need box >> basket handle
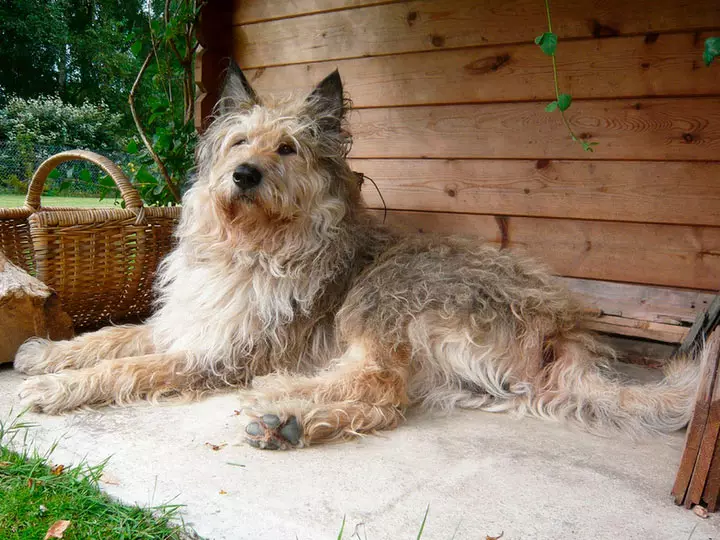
[26,150,144,212]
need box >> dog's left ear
[305,70,345,132]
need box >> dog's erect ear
[219,59,259,113]
[305,70,345,132]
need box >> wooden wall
[196,0,720,294]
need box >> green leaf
[545,101,558,112]
[557,93,572,111]
[135,166,156,185]
[126,140,138,154]
[58,180,71,193]
[704,37,720,66]
[581,141,599,152]
[47,169,60,180]
[79,169,91,183]
[535,32,558,56]
[98,174,115,188]
[130,40,143,57]
[153,184,164,195]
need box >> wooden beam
[245,33,719,107]
[353,159,720,227]
[348,98,720,161]
[232,0,720,68]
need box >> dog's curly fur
[14,64,700,449]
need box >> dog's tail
[526,331,703,436]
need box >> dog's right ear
[218,60,259,113]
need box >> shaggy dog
[14,64,700,450]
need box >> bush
[0,96,124,150]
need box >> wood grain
[561,277,715,326]
[672,327,720,505]
[233,0,720,68]
[348,98,720,160]
[686,328,720,507]
[583,315,688,343]
[370,209,720,290]
[232,0,401,24]
[245,33,719,107]
[353,159,720,226]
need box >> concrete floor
[1,363,717,540]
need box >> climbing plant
[535,0,598,152]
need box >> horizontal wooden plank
[600,335,675,364]
[369,210,720,290]
[233,0,720,68]
[246,33,719,107]
[584,315,688,343]
[232,0,401,24]
[561,277,716,325]
[353,159,720,226]
[348,98,720,160]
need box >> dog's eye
[233,138,247,147]
[277,143,296,156]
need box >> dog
[13,63,701,450]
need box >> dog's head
[190,62,360,249]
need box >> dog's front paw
[19,374,74,415]
[13,338,53,375]
[245,414,303,450]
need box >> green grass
[0,194,118,208]
[0,413,197,540]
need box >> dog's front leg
[18,352,193,414]
[241,340,411,449]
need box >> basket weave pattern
[0,150,180,329]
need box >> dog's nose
[232,164,263,190]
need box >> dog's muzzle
[233,164,263,191]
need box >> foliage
[122,0,203,205]
[535,0,598,152]
[705,37,720,66]
[0,97,123,149]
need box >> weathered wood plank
[348,98,720,160]
[369,209,720,290]
[246,33,719,107]
[560,277,716,325]
[672,326,720,505]
[233,0,720,68]
[232,0,402,24]
[584,315,688,343]
[353,159,720,226]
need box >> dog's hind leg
[14,324,155,375]
[242,340,411,449]
[18,351,191,414]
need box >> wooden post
[0,251,73,364]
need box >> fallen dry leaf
[44,520,71,539]
[0,461,12,468]
[219,489,227,495]
[100,472,121,485]
[693,505,709,518]
[50,464,65,476]
[233,410,242,416]
[487,533,504,540]
[205,442,227,451]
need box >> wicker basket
[0,150,181,329]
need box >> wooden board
[686,329,720,507]
[371,209,720,290]
[232,0,401,24]
[353,159,720,226]
[561,277,716,325]
[245,33,719,107]
[672,327,720,505]
[233,0,720,68]
[348,98,720,161]
[584,315,688,343]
